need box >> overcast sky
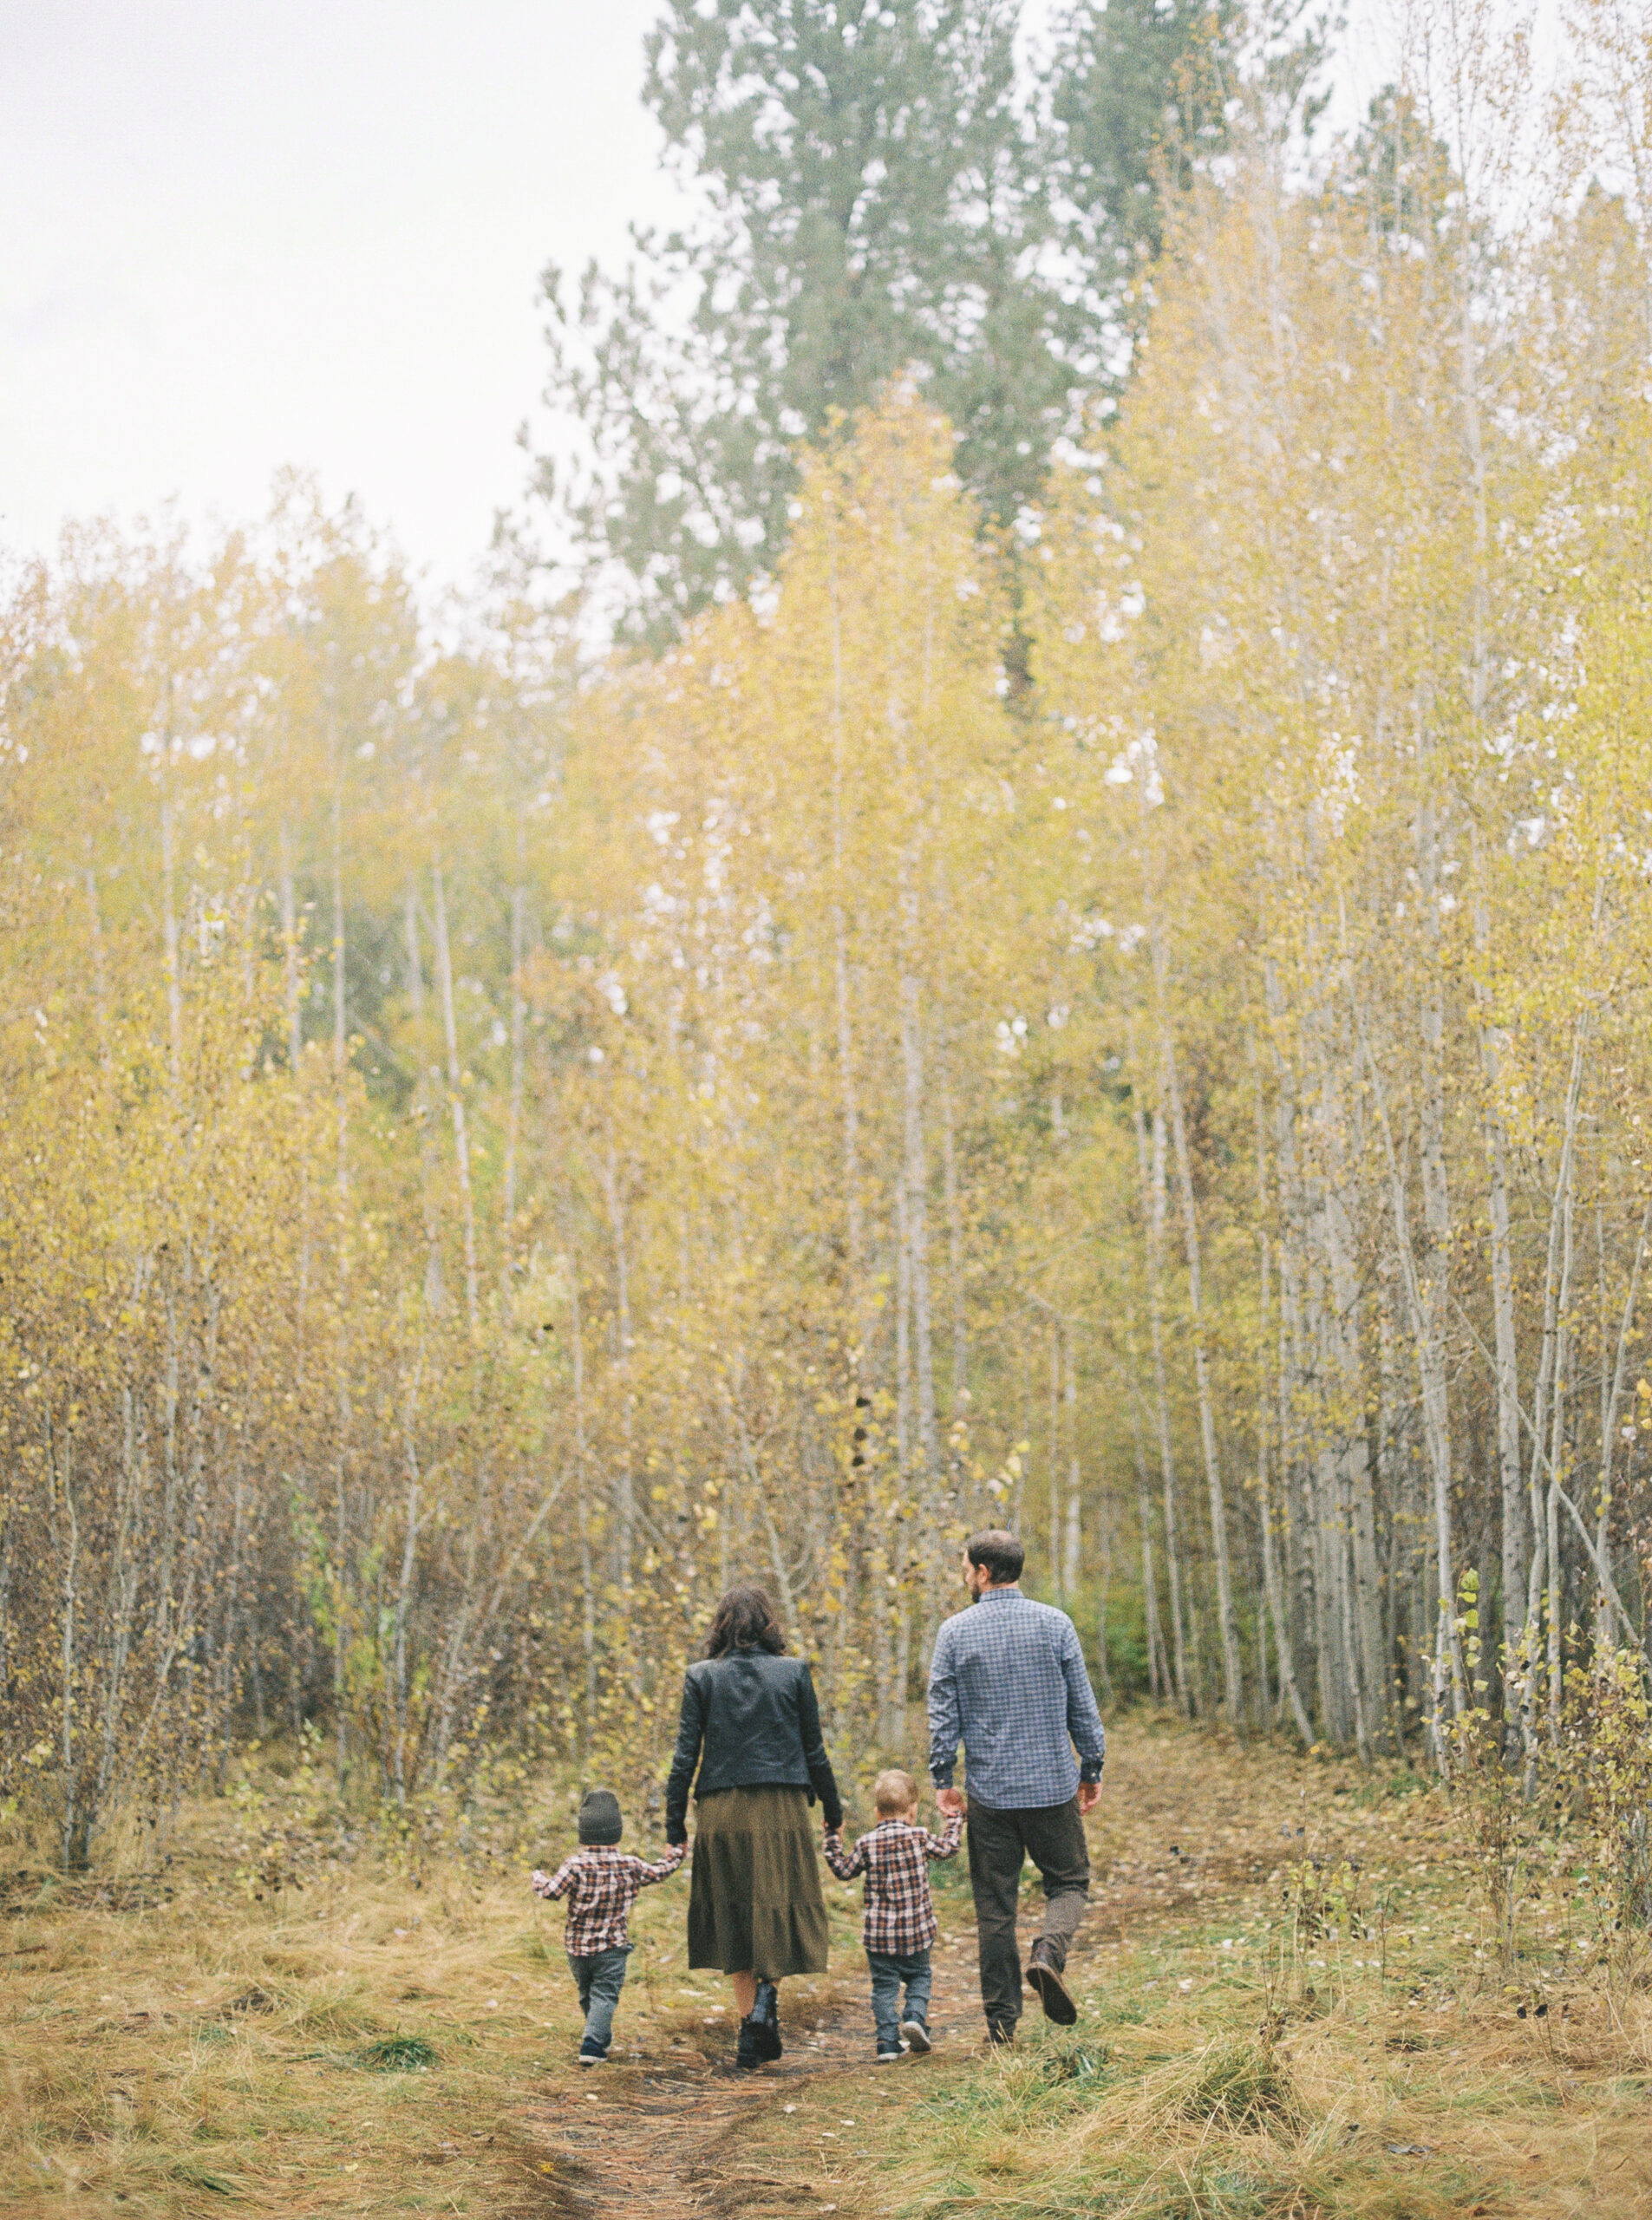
[2,0,684,591]
[3,3,1411,599]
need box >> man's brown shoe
[1026,1942,1078,2027]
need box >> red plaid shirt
[823,1812,963,1955]
[532,1842,684,1955]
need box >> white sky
[2,0,684,592]
[2,3,1425,600]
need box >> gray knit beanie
[578,1788,623,1845]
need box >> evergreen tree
[532,0,1300,648]
[1044,0,1236,303]
[532,0,1138,647]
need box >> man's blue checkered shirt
[928,1586,1106,1810]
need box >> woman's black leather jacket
[664,1649,843,1843]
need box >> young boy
[531,1787,684,2064]
[824,1768,963,2061]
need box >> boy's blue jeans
[568,1945,630,2052]
[867,1946,932,2047]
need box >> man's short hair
[966,1528,1025,1585]
[873,1767,919,1816]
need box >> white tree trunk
[503,882,528,1263]
[1130,1034,1190,1714]
[431,864,480,1330]
[160,785,183,1088]
[1520,1029,1585,1753]
[1126,1354,1167,1701]
[1414,791,1463,1744]
[1594,1197,1648,1654]
[1472,866,1525,1713]
[1063,1322,1082,1596]
[404,887,446,1313]
[84,865,110,1070]
[597,1134,636,1598]
[1359,998,1462,1762]
[939,1040,968,1410]
[899,972,939,1485]
[279,819,303,1068]
[1163,1022,1243,1722]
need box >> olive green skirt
[687,1785,830,1978]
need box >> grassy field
[3,1718,1650,2218]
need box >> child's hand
[530,1868,550,1896]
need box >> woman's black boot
[749,1979,783,2061]
[735,2013,762,2069]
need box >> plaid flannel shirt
[533,1841,684,1956]
[822,1812,963,1956]
[928,1586,1106,1810]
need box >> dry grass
[0,1753,863,2218]
[3,1718,1651,2218]
[716,1716,1652,2220]
[2,1854,586,2216]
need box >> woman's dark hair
[704,1583,787,1659]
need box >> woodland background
[7,0,1652,1871]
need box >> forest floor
[3,1714,1652,2219]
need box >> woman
[664,1583,842,2069]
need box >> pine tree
[536,0,1068,645]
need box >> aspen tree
[23,82,1652,1830]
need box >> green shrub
[362,2033,438,2072]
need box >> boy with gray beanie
[532,1787,685,2063]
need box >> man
[929,1527,1105,2044]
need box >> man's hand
[936,1786,967,1818]
[1077,1780,1102,1815]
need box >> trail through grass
[4,1718,1650,2217]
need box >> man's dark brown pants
[965,1795,1090,2034]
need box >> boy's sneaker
[875,2042,904,2063]
[899,2017,931,2054]
[578,2037,608,2066]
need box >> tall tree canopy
[532,0,1223,646]
[21,0,1652,1883]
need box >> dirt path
[523,1948,983,2219]
[519,1728,1268,2220]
